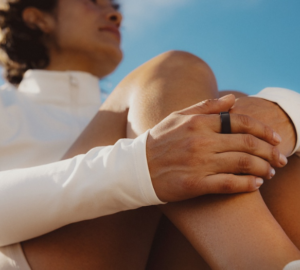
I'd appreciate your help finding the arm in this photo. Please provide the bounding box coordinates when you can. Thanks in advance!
[0,96,284,247]
[0,132,163,247]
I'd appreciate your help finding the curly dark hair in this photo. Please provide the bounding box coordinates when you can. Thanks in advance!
[0,0,57,84]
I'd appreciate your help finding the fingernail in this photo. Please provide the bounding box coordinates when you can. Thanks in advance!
[279,154,288,166]
[273,132,282,144]
[219,94,233,101]
[256,178,264,188]
[270,168,276,178]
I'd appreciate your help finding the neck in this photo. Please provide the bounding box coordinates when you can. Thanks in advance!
[45,50,109,78]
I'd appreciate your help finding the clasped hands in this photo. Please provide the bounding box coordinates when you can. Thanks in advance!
[147,94,294,202]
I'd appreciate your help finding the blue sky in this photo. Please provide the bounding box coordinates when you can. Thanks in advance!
[0,0,298,97]
[101,0,300,96]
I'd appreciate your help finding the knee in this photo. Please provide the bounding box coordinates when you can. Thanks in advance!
[156,50,212,74]
[125,50,218,112]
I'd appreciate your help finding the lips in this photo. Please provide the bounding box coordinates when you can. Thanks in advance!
[99,26,121,41]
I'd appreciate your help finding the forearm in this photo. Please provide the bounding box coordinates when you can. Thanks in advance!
[0,133,162,247]
[161,191,300,269]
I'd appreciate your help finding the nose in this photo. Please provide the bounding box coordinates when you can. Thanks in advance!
[107,9,122,27]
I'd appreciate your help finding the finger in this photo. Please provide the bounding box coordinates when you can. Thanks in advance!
[179,94,235,115]
[212,152,276,179]
[201,174,264,195]
[215,134,287,168]
[205,113,281,146]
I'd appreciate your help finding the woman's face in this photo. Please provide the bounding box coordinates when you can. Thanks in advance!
[47,0,123,76]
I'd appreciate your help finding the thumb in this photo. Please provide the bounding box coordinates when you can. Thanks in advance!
[180,94,236,115]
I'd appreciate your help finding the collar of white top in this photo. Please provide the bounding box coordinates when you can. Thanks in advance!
[18,69,101,105]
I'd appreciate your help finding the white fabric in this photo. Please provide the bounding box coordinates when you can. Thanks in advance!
[0,70,101,170]
[0,78,299,249]
[0,70,163,247]
[252,87,300,157]
[0,244,30,270]
[0,130,162,247]
[283,260,300,270]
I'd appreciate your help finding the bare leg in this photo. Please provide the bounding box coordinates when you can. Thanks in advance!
[146,215,211,270]
[219,91,300,250]
[22,51,300,269]
[124,53,300,269]
[22,50,215,270]
[22,75,162,269]
[260,155,300,249]
[146,90,246,270]
[147,156,300,270]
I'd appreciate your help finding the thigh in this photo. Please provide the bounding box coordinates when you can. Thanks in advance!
[147,216,211,270]
[22,89,162,270]
[23,207,161,270]
[22,50,219,269]
[260,154,300,248]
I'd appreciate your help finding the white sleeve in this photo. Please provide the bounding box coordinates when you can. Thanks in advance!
[251,87,300,157]
[0,130,164,247]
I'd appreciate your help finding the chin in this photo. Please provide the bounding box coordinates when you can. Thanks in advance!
[93,46,123,78]
[111,46,123,64]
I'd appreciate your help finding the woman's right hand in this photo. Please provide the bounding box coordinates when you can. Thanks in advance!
[147,95,288,202]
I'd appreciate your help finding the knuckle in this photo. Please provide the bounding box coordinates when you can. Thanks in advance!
[238,156,251,172]
[186,136,212,154]
[258,160,272,177]
[199,136,213,148]
[264,125,273,141]
[243,134,257,149]
[200,99,215,109]
[185,115,199,132]
[271,146,280,161]
[238,114,252,129]
[247,176,256,190]
[181,177,198,192]
[220,177,235,193]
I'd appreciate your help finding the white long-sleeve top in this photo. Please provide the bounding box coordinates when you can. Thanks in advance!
[0,131,162,247]
[0,78,299,247]
[0,70,163,247]
[0,70,102,170]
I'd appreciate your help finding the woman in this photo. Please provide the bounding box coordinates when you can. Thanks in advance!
[0,0,300,269]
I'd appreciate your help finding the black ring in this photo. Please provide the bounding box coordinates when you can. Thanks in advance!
[220,112,231,134]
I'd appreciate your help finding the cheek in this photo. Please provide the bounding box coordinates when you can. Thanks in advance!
[52,0,121,55]
[56,0,99,34]
[55,11,99,47]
